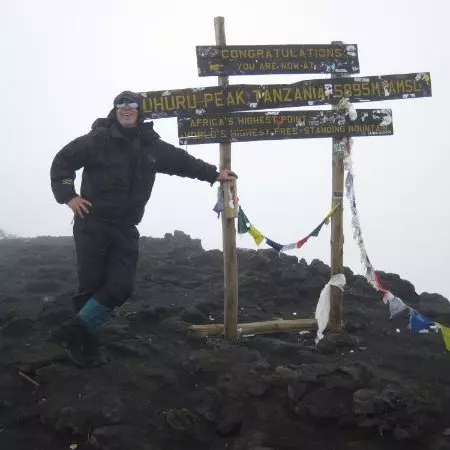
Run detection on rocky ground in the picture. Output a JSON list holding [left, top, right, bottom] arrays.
[[0, 231, 449, 450]]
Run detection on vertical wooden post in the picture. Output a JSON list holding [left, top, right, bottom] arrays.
[[329, 41, 346, 332], [214, 16, 239, 342]]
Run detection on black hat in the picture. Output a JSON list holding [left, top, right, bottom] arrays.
[[113, 90, 141, 107]]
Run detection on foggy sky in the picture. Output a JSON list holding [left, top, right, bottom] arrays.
[[1, 0, 449, 300]]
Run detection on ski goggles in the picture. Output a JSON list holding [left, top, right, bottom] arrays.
[[116, 102, 139, 110]]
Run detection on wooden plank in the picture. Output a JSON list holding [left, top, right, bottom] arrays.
[[214, 16, 239, 343], [188, 318, 317, 337], [139, 72, 431, 119], [177, 109, 393, 145], [196, 44, 359, 76]]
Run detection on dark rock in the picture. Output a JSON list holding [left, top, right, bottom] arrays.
[[271, 366, 298, 387], [1, 317, 34, 337], [316, 338, 336, 354], [325, 331, 361, 349], [350, 275, 370, 292], [165, 408, 198, 431], [188, 347, 264, 374], [344, 320, 366, 332], [295, 387, 353, 421], [393, 427, 411, 441], [90, 425, 153, 450], [26, 280, 61, 293], [296, 363, 333, 383], [216, 405, 243, 436], [53, 406, 90, 435], [306, 275, 329, 290], [287, 380, 308, 402], [377, 272, 420, 303], [127, 308, 160, 325], [247, 376, 270, 397], [38, 309, 73, 326], [136, 366, 178, 387], [1, 235, 449, 450], [417, 292, 450, 325], [293, 263, 309, 280], [100, 395, 127, 424], [195, 406, 216, 422], [309, 259, 330, 278], [180, 307, 208, 324], [323, 371, 363, 392], [163, 230, 203, 251], [353, 389, 379, 415], [107, 339, 165, 358], [41, 295, 57, 310], [275, 263, 309, 285], [160, 317, 190, 333], [343, 266, 355, 282]]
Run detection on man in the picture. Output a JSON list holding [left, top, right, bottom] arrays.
[[50, 91, 236, 367]]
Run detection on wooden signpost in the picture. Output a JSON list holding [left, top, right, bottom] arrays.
[[196, 44, 360, 76], [214, 17, 239, 342], [177, 109, 393, 145], [138, 16, 432, 342], [329, 44, 348, 332], [139, 72, 431, 119]]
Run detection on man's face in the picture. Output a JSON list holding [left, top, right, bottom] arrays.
[[116, 102, 139, 127]]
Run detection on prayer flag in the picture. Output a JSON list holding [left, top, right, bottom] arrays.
[[237, 208, 251, 234], [249, 225, 264, 246], [408, 310, 433, 332], [296, 237, 309, 248], [388, 296, 409, 318], [439, 324, 450, 351], [265, 238, 283, 252]]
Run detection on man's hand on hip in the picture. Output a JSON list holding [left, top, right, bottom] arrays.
[[67, 196, 92, 218]]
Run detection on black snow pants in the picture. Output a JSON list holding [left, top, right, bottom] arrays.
[[72, 216, 140, 312]]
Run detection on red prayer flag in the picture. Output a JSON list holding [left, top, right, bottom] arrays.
[[296, 237, 309, 248]]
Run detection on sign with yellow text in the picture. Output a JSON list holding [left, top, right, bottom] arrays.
[[177, 109, 393, 145], [140, 73, 431, 119], [196, 44, 359, 76]]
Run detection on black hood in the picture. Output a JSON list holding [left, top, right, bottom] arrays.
[[90, 91, 143, 131], [91, 108, 136, 128], [112, 90, 144, 124], [90, 110, 137, 139], [91, 116, 111, 130], [113, 90, 141, 107], [90, 110, 160, 142]]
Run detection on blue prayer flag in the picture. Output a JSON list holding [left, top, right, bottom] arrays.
[[408, 310, 433, 332]]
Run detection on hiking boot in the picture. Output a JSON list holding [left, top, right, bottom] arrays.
[[50, 317, 92, 367]]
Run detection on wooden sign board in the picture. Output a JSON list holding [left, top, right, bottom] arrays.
[[140, 72, 431, 119], [196, 44, 360, 76], [177, 109, 393, 145]]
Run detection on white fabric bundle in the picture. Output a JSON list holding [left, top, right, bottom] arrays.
[[315, 274, 346, 344]]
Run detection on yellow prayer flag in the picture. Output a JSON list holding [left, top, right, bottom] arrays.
[[249, 225, 264, 246], [324, 202, 341, 225], [439, 324, 450, 351]]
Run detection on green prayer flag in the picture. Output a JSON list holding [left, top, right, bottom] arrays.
[[308, 221, 325, 237], [238, 208, 251, 234]]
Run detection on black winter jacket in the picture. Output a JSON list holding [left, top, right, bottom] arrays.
[[50, 116, 219, 225]]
